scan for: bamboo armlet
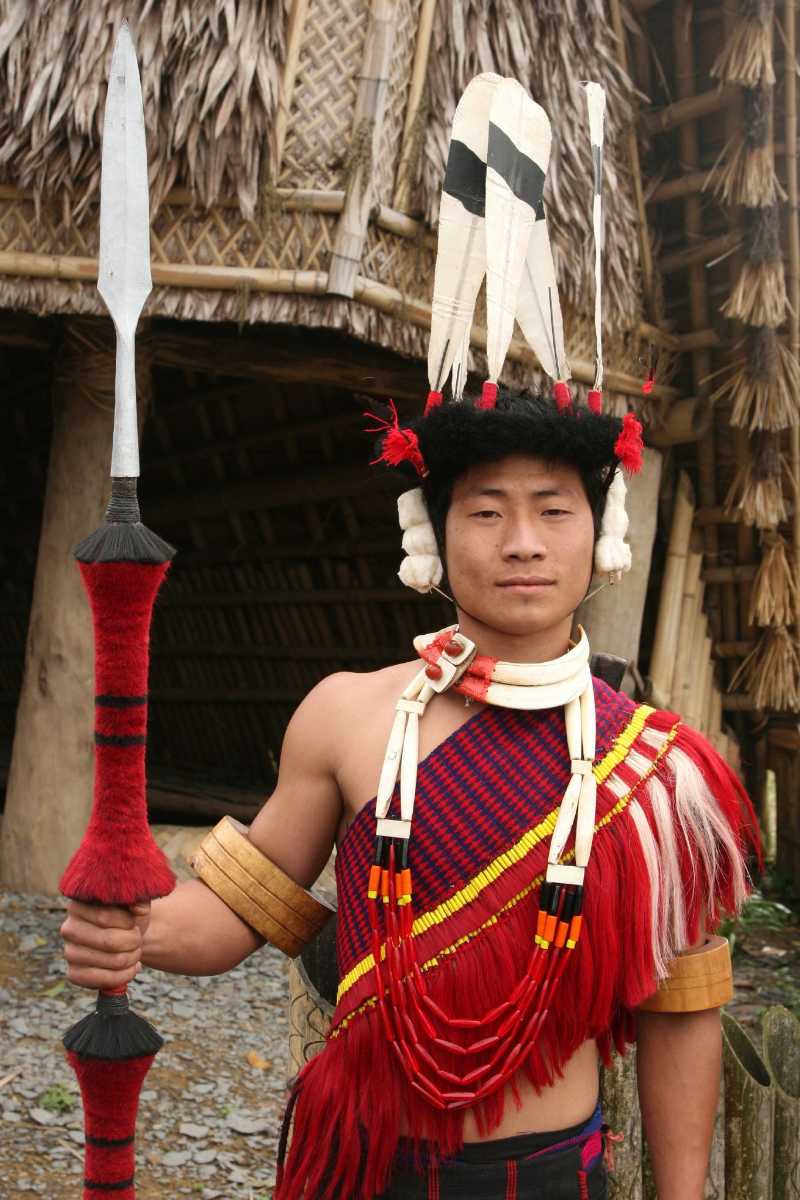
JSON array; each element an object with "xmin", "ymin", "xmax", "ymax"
[
  {"xmin": 191, "ymin": 816, "xmax": 336, "ymax": 959},
  {"xmin": 638, "ymin": 935, "xmax": 733, "ymax": 1013}
]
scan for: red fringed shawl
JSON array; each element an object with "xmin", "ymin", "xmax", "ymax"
[{"xmin": 275, "ymin": 681, "xmax": 759, "ymax": 1200}]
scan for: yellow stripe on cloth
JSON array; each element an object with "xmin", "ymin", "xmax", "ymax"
[{"xmin": 333, "ymin": 704, "xmax": 668, "ymax": 1015}]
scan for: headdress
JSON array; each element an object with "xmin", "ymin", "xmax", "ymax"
[{"xmin": 367, "ymin": 76, "xmax": 644, "ymax": 593}]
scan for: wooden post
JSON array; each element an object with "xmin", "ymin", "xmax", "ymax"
[
  {"xmin": 0, "ymin": 319, "xmax": 152, "ymax": 894},
  {"xmin": 601, "ymin": 1048, "xmax": 643, "ymax": 1199},
  {"xmin": 393, "ymin": 0, "xmax": 437, "ymax": 213},
  {"xmin": 763, "ymin": 1006, "xmax": 800, "ymax": 1200},
  {"xmin": 576, "ymin": 448, "xmax": 662, "ymax": 678},
  {"xmin": 786, "ymin": 0, "xmax": 800, "ymax": 604},
  {"xmin": 670, "ymin": 549, "xmax": 703, "ymax": 714},
  {"xmin": 326, "ymin": 0, "xmax": 395, "ymax": 297},
  {"xmin": 721, "ymin": 1012, "xmax": 774, "ymax": 1200},
  {"xmin": 649, "ymin": 472, "xmax": 695, "ymax": 702}
]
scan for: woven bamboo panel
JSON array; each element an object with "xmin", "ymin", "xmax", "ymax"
[
  {"xmin": 0, "ymin": 195, "xmax": 98, "ymax": 257},
  {"xmin": 373, "ymin": 0, "xmax": 420, "ymax": 205},
  {"xmin": 150, "ymin": 204, "xmax": 336, "ymax": 274},
  {"xmin": 278, "ymin": 0, "xmax": 369, "ymax": 192},
  {"xmin": 361, "ymin": 224, "xmax": 435, "ymax": 300}
]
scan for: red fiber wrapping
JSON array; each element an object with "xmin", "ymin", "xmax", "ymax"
[{"xmin": 67, "ymin": 1052, "xmax": 155, "ymax": 1200}]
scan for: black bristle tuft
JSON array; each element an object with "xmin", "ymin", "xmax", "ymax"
[
  {"xmin": 73, "ymin": 477, "xmax": 175, "ymax": 565},
  {"xmin": 63, "ymin": 992, "xmax": 164, "ymax": 1060}
]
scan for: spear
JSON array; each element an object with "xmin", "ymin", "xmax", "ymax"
[{"xmin": 59, "ymin": 20, "xmax": 177, "ymax": 1199}]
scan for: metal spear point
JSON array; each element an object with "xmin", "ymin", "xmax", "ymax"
[{"xmin": 98, "ymin": 18, "xmax": 152, "ymax": 480}]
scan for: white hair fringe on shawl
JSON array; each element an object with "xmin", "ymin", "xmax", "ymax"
[{"xmin": 396, "ymin": 477, "xmax": 633, "ymax": 593}]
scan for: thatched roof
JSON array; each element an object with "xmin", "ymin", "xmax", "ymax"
[
  {"xmin": 0, "ymin": 0, "xmax": 644, "ymax": 346},
  {"xmin": 0, "ymin": 0, "xmax": 289, "ymax": 220}
]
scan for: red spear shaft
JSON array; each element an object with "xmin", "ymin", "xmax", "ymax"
[{"xmin": 59, "ymin": 22, "xmax": 177, "ymax": 1199}]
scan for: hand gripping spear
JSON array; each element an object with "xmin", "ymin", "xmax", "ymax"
[{"xmin": 59, "ymin": 21, "xmax": 177, "ymax": 1199}]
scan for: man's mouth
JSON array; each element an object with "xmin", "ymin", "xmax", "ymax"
[{"xmin": 496, "ymin": 576, "xmax": 555, "ymax": 590}]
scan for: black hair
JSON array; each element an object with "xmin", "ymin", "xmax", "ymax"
[{"xmin": 416, "ymin": 387, "xmax": 617, "ymax": 554}]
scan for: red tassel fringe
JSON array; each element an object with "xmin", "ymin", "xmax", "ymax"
[
  {"xmin": 366, "ymin": 401, "xmax": 428, "ymax": 478},
  {"xmin": 275, "ymin": 716, "xmax": 759, "ymax": 1200},
  {"xmin": 614, "ymin": 412, "xmax": 644, "ymax": 474},
  {"xmin": 477, "ymin": 381, "xmax": 498, "ymax": 410},
  {"xmin": 587, "ymin": 389, "xmax": 603, "ymax": 413}
]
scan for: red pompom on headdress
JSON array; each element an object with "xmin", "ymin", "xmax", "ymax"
[
  {"xmin": 587, "ymin": 389, "xmax": 602, "ymax": 413},
  {"xmin": 424, "ymin": 389, "xmax": 444, "ymax": 416},
  {"xmin": 553, "ymin": 381, "xmax": 572, "ymax": 412},
  {"xmin": 366, "ymin": 401, "xmax": 428, "ymax": 478},
  {"xmin": 476, "ymin": 381, "xmax": 498, "ymax": 410},
  {"xmin": 614, "ymin": 412, "xmax": 644, "ymax": 473}
]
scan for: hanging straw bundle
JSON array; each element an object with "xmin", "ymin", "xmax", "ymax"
[
  {"xmin": 748, "ymin": 531, "xmax": 798, "ymax": 626},
  {"xmin": 711, "ymin": 0, "xmax": 776, "ymax": 88},
  {"xmin": 725, "ymin": 431, "xmax": 789, "ymax": 527},
  {"xmin": 722, "ymin": 205, "xmax": 788, "ymax": 327},
  {"xmin": 711, "ymin": 87, "xmax": 785, "ymax": 207},
  {"xmin": 729, "ymin": 625, "xmax": 800, "ymax": 709},
  {"xmin": 711, "ymin": 327, "xmax": 800, "ymax": 431}
]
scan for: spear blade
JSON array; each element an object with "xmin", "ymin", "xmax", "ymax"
[{"xmin": 98, "ymin": 19, "xmax": 151, "ymax": 479}]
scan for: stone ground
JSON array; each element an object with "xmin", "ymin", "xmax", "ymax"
[
  {"xmin": 0, "ymin": 889, "xmax": 798, "ymax": 1200},
  {"xmin": 0, "ymin": 891, "xmax": 290, "ymax": 1200}
]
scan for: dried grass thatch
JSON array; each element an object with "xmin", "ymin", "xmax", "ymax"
[
  {"xmin": 725, "ymin": 431, "xmax": 790, "ymax": 527},
  {"xmin": 749, "ymin": 532, "xmax": 798, "ymax": 627},
  {"xmin": 721, "ymin": 206, "xmax": 787, "ymax": 327},
  {"xmin": 710, "ymin": 0, "xmax": 776, "ymax": 88},
  {"xmin": 420, "ymin": 1, "xmax": 642, "ymax": 334},
  {"xmin": 729, "ymin": 626, "xmax": 800, "ymax": 710},
  {"xmin": 711, "ymin": 329, "xmax": 800, "ymax": 431},
  {"xmin": 0, "ymin": 0, "xmax": 289, "ymax": 222},
  {"xmin": 710, "ymin": 87, "xmax": 784, "ymax": 208}
]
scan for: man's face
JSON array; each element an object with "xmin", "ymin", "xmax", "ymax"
[{"xmin": 444, "ymin": 455, "xmax": 596, "ymax": 637}]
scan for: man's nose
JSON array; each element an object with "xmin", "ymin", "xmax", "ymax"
[{"xmin": 501, "ymin": 520, "xmax": 546, "ymax": 559}]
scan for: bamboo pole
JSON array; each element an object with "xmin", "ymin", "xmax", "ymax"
[
  {"xmin": 274, "ymin": 0, "xmax": 311, "ymax": 176},
  {"xmin": 393, "ymin": 0, "xmax": 437, "ymax": 212},
  {"xmin": 643, "ymin": 84, "xmax": 736, "ymax": 134},
  {"xmin": 648, "ymin": 169, "xmax": 714, "ymax": 203},
  {"xmin": 0, "ymin": 250, "xmax": 684, "ymax": 403},
  {"xmin": 684, "ymin": 613, "xmax": 709, "ymax": 728},
  {"xmin": 721, "ymin": 1012, "xmax": 774, "ymax": 1200},
  {"xmin": 763, "ymin": 1006, "xmax": 800, "ymax": 1200},
  {"xmin": 647, "ymin": 397, "xmax": 712, "ymax": 446},
  {"xmin": 660, "ymin": 232, "xmax": 739, "ymax": 275},
  {"xmin": 327, "ymin": 0, "xmax": 395, "ymax": 297},
  {"xmin": 649, "ymin": 472, "xmax": 695, "ymax": 700},
  {"xmin": 786, "ymin": 0, "xmax": 800, "ymax": 602},
  {"xmin": 670, "ymin": 550, "xmax": 704, "ymax": 713}
]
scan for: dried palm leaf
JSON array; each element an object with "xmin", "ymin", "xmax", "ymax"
[
  {"xmin": 749, "ymin": 531, "xmax": 798, "ymax": 627},
  {"xmin": 710, "ymin": 0, "xmax": 776, "ymax": 88},
  {"xmin": 722, "ymin": 261, "xmax": 788, "ymax": 327},
  {"xmin": 725, "ymin": 432, "xmax": 790, "ymax": 528},
  {"xmin": 710, "ymin": 87, "xmax": 783, "ymax": 207},
  {"xmin": 729, "ymin": 626, "xmax": 800, "ymax": 711},
  {"xmin": 711, "ymin": 329, "xmax": 800, "ymax": 431}
]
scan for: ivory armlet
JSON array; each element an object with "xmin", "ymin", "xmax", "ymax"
[
  {"xmin": 191, "ymin": 816, "xmax": 336, "ymax": 959},
  {"xmin": 638, "ymin": 935, "xmax": 733, "ymax": 1013}
]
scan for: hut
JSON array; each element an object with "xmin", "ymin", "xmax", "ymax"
[{"xmin": 0, "ymin": 0, "xmax": 796, "ymax": 894}]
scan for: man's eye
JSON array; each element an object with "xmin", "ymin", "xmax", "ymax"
[
  {"xmin": 542, "ymin": 508, "xmax": 571, "ymax": 517},
  {"xmin": 471, "ymin": 509, "xmax": 500, "ymax": 519}
]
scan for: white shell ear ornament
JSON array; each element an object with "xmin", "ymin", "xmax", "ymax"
[
  {"xmin": 397, "ymin": 488, "xmax": 444, "ymax": 594},
  {"xmin": 593, "ymin": 468, "xmax": 632, "ymax": 586}
]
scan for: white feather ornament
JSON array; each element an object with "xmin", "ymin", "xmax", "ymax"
[
  {"xmin": 594, "ymin": 469, "xmax": 632, "ymax": 577},
  {"xmin": 484, "ymin": 80, "xmax": 551, "ymax": 404},
  {"xmin": 428, "ymin": 73, "xmax": 502, "ymax": 403},
  {"xmin": 582, "ymin": 82, "xmax": 607, "ymax": 400},
  {"xmin": 515, "ymin": 207, "xmax": 570, "ymax": 384}
]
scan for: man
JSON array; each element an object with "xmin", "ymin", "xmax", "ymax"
[{"xmin": 60, "ymin": 79, "xmax": 758, "ymax": 1200}]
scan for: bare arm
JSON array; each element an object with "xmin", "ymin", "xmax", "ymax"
[
  {"xmin": 63, "ymin": 675, "xmax": 346, "ymax": 986},
  {"xmin": 636, "ymin": 927, "xmax": 721, "ymax": 1200}
]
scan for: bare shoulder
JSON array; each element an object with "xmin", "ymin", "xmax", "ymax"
[{"xmin": 296, "ymin": 661, "xmax": 421, "ymax": 725}]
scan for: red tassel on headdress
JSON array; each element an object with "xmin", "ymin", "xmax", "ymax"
[
  {"xmin": 424, "ymin": 389, "xmax": 444, "ymax": 416},
  {"xmin": 614, "ymin": 412, "xmax": 644, "ymax": 473},
  {"xmin": 477, "ymin": 381, "xmax": 498, "ymax": 410},
  {"xmin": 553, "ymin": 381, "xmax": 572, "ymax": 412},
  {"xmin": 366, "ymin": 401, "xmax": 428, "ymax": 477},
  {"xmin": 587, "ymin": 390, "xmax": 602, "ymax": 413}
]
